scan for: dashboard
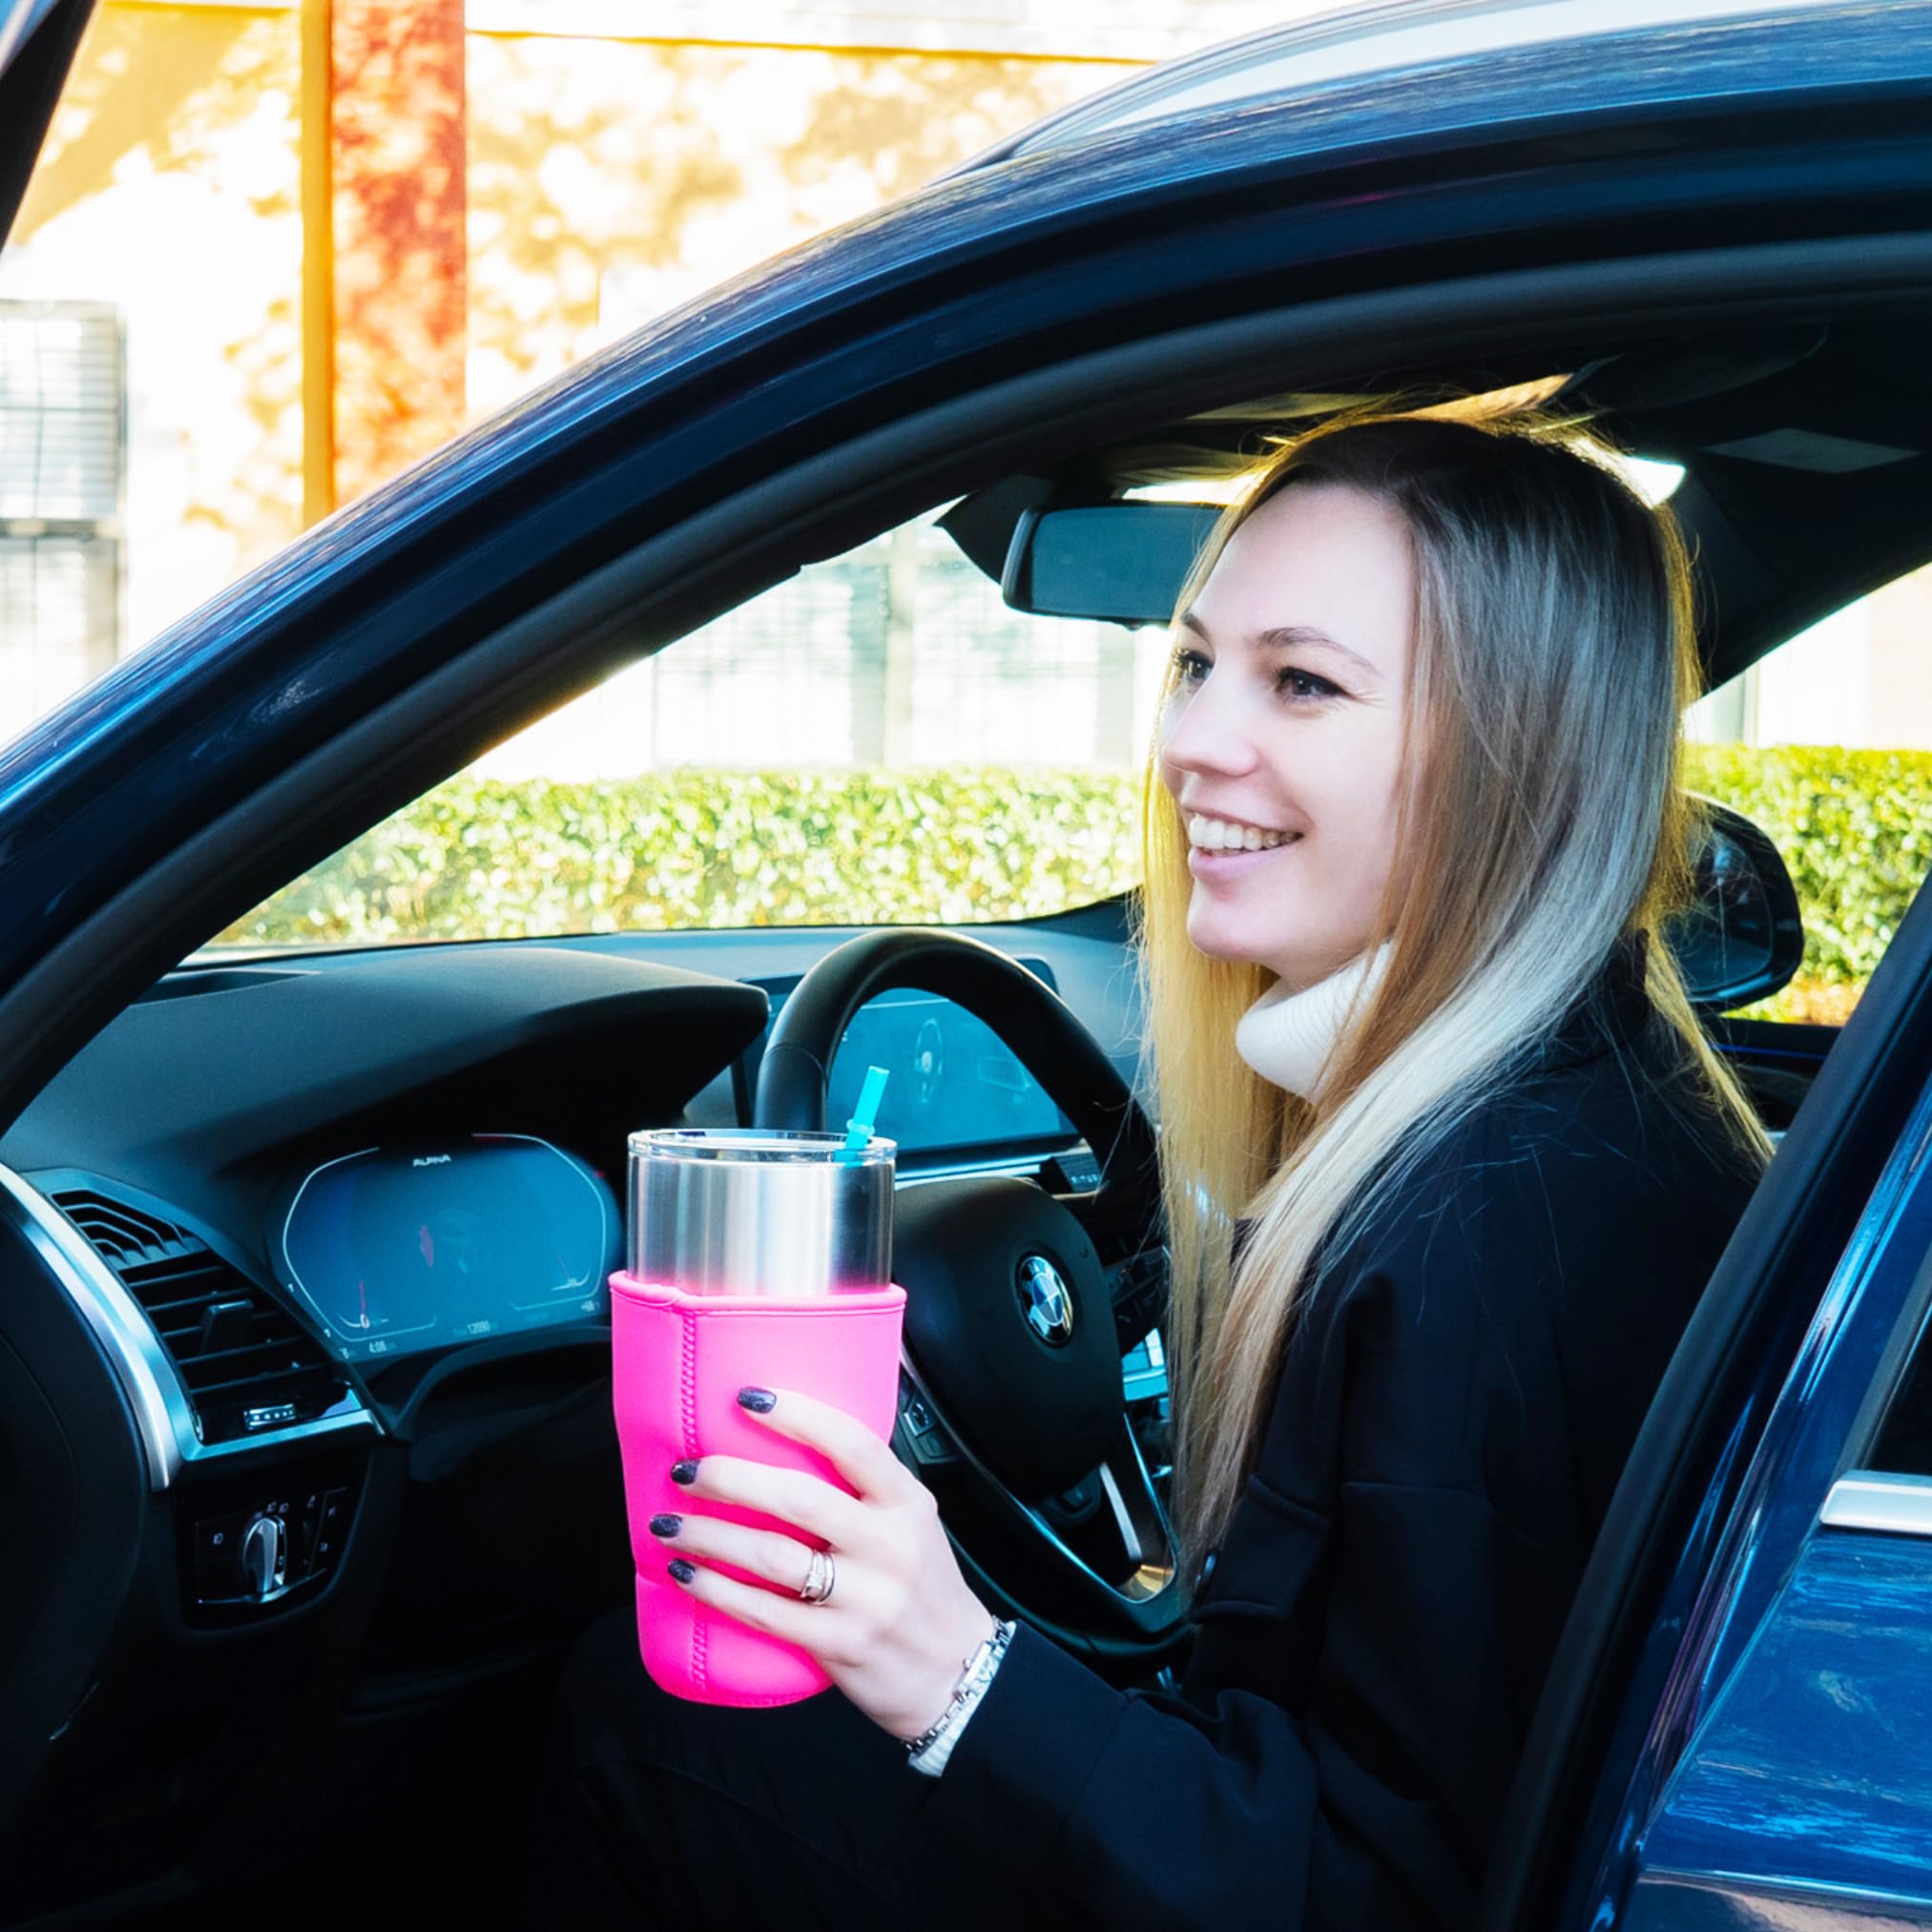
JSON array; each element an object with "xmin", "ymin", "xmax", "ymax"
[
  {"xmin": 13, "ymin": 950, "xmax": 1084, "ymax": 1418},
  {"xmin": 0, "ymin": 909, "xmax": 1140, "ymax": 1485}
]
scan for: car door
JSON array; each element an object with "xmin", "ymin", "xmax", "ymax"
[
  {"xmin": 1485, "ymin": 1005, "xmax": 1932, "ymax": 1932},
  {"xmin": 1610, "ymin": 1098, "xmax": 1932, "ymax": 1925},
  {"xmin": 1585, "ymin": 765, "xmax": 1932, "ymax": 1918}
]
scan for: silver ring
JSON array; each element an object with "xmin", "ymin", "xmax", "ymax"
[{"xmin": 798, "ymin": 1548, "xmax": 835, "ymax": 1605}]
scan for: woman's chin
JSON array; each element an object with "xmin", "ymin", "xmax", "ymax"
[{"xmin": 1184, "ymin": 919, "xmax": 1278, "ymax": 970}]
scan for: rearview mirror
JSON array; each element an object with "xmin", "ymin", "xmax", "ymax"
[{"xmin": 1001, "ymin": 502, "xmax": 1222, "ymax": 625}]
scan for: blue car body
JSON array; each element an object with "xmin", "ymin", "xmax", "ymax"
[{"xmin": 2, "ymin": 3, "xmax": 1931, "ymax": 1925}]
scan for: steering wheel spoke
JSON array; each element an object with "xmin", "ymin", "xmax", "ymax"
[
  {"xmin": 1027, "ymin": 1413, "xmax": 1177, "ymax": 1607},
  {"xmin": 896, "ymin": 1341, "xmax": 1179, "ymax": 1617}
]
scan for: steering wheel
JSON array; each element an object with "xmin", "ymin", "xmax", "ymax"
[{"xmin": 753, "ymin": 927, "xmax": 1191, "ymax": 1672}]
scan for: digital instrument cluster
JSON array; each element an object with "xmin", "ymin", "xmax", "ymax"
[
  {"xmin": 272, "ymin": 1133, "xmax": 618, "ymax": 1363},
  {"xmin": 752, "ymin": 974, "xmax": 1076, "ymax": 1156}
]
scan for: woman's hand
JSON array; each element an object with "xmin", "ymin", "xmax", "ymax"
[{"xmin": 652, "ymin": 1384, "xmax": 1000, "ymax": 1744}]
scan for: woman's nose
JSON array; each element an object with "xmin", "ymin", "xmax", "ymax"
[{"xmin": 1160, "ymin": 675, "xmax": 1258, "ymax": 779}]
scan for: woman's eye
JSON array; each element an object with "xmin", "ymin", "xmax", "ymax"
[
  {"xmin": 1278, "ymin": 667, "xmax": 1340, "ymax": 702},
  {"xmin": 1168, "ymin": 649, "xmax": 1337, "ymax": 702}
]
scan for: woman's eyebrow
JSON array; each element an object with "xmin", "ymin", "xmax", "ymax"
[{"xmin": 1178, "ymin": 610, "xmax": 1379, "ymax": 681}]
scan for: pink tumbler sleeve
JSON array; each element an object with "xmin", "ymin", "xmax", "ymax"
[{"xmin": 609, "ymin": 1272, "xmax": 907, "ymax": 1708}]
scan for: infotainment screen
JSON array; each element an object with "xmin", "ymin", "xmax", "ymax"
[
  {"xmin": 274, "ymin": 1133, "xmax": 618, "ymax": 1361},
  {"xmin": 749, "ymin": 967, "xmax": 1075, "ymax": 1158}
]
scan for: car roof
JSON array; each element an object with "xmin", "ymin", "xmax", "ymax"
[{"xmin": 957, "ymin": 0, "xmax": 1854, "ymax": 169}]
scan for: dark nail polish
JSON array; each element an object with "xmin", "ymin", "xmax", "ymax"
[
  {"xmin": 737, "ymin": 1386, "xmax": 777, "ymax": 1413},
  {"xmin": 667, "ymin": 1558, "xmax": 696, "ymax": 1584},
  {"xmin": 670, "ymin": 1459, "xmax": 698, "ymax": 1485},
  {"xmin": 649, "ymin": 1513, "xmax": 682, "ymax": 1537}
]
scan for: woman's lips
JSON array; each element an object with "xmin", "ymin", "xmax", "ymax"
[{"xmin": 1187, "ymin": 834, "xmax": 1302, "ymax": 878}]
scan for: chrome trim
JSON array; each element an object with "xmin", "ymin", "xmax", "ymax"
[
  {"xmin": 0, "ymin": 1162, "xmax": 181, "ymax": 1489},
  {"xmin": 186, "ymin": 1397, "xmax": 375, "ymax": 1468},
  {"xmin": 1819, "ymin": 1468, "xmax": 1932, "ymax": 1537},
  {"xmin": 2, "ymin": 1165, "xmax": 379, "ymax": 1489},
  {"xmin": 1095, "ymin": 1458, "xmax": 1145, "ymax": 1566},
  {"xmin": 895, "ymin": 1153, "xmax": 1046, "ymax": 1189}
]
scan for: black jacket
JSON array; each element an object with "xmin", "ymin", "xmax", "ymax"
[{"xmin": 917, "ymin": 931, "xmax": 1764, "ymax": 1928}]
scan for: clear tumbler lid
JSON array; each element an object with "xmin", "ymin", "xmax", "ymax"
[{"xmin": 628, "ymin": 1129, "xmax": 894, "ymax": 1167}]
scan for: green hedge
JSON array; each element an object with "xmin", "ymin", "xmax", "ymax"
[
  {"xmin": 212, "ymin": 769, "xmax": 1149, "ymax": 945},
  {"xmin": 212, "ymin": 749, "xmax": 1932, "ymax": 1018}
]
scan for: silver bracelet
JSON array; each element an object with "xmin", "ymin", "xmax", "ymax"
[
  {"xmin": 905, "ymin": 1660, "xmax": 1000, "ymax": 1777},
  {"xmin": 904, "ymin": 1617, "xmax": 1014, "ymax": 1757},
  {"xmin": 905, "ymin": 1620, "xmax": 1012, "ymax": 1772}
]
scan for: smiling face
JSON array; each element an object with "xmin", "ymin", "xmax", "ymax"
[{"xmin": 1157, "ymin": 482, "xmax": 1417, "ymax": 992}]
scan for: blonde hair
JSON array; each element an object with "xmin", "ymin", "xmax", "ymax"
[{"xmin": 1132, "ymin": 406, "xmax": 1775, "ymax": 1581}]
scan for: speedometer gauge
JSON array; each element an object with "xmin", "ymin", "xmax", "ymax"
[{"xmin": 275, "ymin": 1134, "xmax": 617, "ymax": 1361}]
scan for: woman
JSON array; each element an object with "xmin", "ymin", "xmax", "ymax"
[{"xmin": 519, "ymin": 409, "xmax": 1773, "ymax": 1930}]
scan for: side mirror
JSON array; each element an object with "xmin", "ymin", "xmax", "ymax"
[
  {"xmin": 1001, "ymin": 502, "xmax": 1221, "ymax": 625},
  {"xmin": 1669, "ymin": 799, "xmax": 1806, "ymax": 1012}
]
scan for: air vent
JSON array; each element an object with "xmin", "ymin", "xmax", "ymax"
[{"xmin": 53, "ymin": 1190, "xmax": 349, "ymax": 1445}]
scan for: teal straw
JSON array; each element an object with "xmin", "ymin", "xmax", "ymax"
[{"xmin": 841, "ymin": 1065, "xmax": 891, "ymax": 1158}]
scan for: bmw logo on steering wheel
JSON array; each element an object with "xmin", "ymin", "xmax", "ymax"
[{"xmin": 1015, "ymin": 1254, "xmax": 1075, "ymax": 1347}]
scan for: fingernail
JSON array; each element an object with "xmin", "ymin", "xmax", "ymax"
[
  {"xmin": 649, "ymin": 1513, "xmax": 682, "ymax": 1537},
  {"xmin": 667, "ymin": 1559, "xmax": 696, "ymax": 1584},
  {"xmin": 670, "ymin": 1459, "xmax": 698, "ymax": 1485},
  {"xmin": 737, "ymin": 1386, "xmax": 777, "ymax": 1413}
]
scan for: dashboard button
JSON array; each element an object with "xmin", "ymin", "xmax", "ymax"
[
  {"xmin": 292, "ymin": 1504, "xmax": 322, "ymax": 1577},
  {"xmin": 309, "ymin": 1487, "xmax": 350, "ymax": 1575},
  {"xmin": 194, "ymin": 1512, "xmax": 244, "ymax": 1596}
]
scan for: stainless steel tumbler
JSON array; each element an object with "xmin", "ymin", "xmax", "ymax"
[
  {"xmin": 613, "ymin": 1126, "xmax": 904, "ymax": 1704},
  {"xmin": 626, "ymin": 1128, "xmax": 894, "ymax": 1297}
]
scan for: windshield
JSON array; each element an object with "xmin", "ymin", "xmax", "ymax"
[{"xmin": 204, "ymin": 507, "xmax": 1169, "ymax": 948}]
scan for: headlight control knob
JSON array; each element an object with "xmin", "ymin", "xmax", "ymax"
[{"xmin": 240, "ymin": 1512, "xmax": 286, "ymax": 1598}]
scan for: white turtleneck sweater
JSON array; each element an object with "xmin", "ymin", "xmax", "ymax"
[{"xmin": 1234, "ymin": 941, "xmax": 1395, "ymax": 1101}]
